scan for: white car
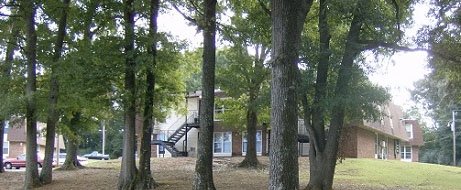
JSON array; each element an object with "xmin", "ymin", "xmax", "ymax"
[{"xmin": 54, "ymin": 153, "xmax": 88, "ymax": 165}]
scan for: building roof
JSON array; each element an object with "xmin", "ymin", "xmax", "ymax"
[
  {"xmin": 362, "ymin": 102, "xmax": 411, "ymax": 142},
  {"xmin": 6, "ymin": 119, "xmax": 65, "ymax": 148},
  {"xmin": 186, "ymin": 89, "xmax": 227, "ymax": 98}
]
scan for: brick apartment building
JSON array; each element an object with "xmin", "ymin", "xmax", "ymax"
[
  {"xmin": 341, "ymin": 102, "xmax": 424, "ymax": 162},
  {"xmin": 3, "ymin": 120, "xmax": 65, "ymax": 159}
]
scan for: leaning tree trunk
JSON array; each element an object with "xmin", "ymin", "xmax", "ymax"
[
  {"xmin": 269, "ymin": 0, "xmax": 310, "ymax": 189},
  {"xmin": 40, "ymin": 0, "xmax": 70, "ymax": 184},
  {"xmin": 134, "ymin": 0, "xmax": 159, "ymax": 189},
  {"xmin": 306, "ymin": 1, "xmax": 363, "ymax": 189},
  {"xmin": 192, "ymin": 0, "xmax": 217, "ymax": 189},
  {"xmin": 239, "ymin": 94, "xmax": 259, "ymax": 168},
  {"xmin": 22, "ymin": 0, "xmax": 41, "ymax": 188},
  {"xmin": 118, "ymin": 0, "xmax": 137, "ymax": 189}
]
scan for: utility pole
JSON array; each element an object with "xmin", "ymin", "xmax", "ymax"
[
  {"xmin": 452, "ymin": 110, "xmax": 458, "ymax": 166},
  {"xmin": 102, "ymin": 120, "xmax": 106, "ymax": 155}
]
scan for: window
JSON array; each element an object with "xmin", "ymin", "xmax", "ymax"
[
  {"xmin": 3, "ymin": 142, "xmax": 8, "ymax": 156},
  {"xmin": 405, "ymin": 124, "xmax": 413, "ymax": 139},
  {"xmin": 375, "ymin": 134, "xmax": 388, "ymax": 159},
  {"xmin": 4, "ymin": 121, "xmax": 9, "ymax": 134},
  {"xmin": 401, "ymin": 145, "xmax": 412, "ymax": 161},
  {"xmin": 214, "ymin": 103, "xmax": 225, "ymax": 121},
  {"xmin": 242, "ymin": 130, "xmax": 262, "ymax": 155},
  {"xmin": 157, "ymin": 132, "xmax": 167, "ymax": 155},
  {"xmin": 213, "ymin": 132, "xmax": 232, "ymax": 156}
]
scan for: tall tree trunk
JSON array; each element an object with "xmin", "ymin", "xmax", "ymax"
[
  {"xmin": 192, "ymin": 0, "xmax": 217, "ymax": 189},
  {"xmin": 0, "ymin": 17, "xmax": 20, "ymax": 174},
  {"xmin": 40, "ymin": 0, "xmax": 70, "ymax": 184},
  {"xmin": 308, "ymin": 0, "xmax": 331, "ymax": 158},
  {"xmin": 306, "ymin": 1, "xmax": 364, "ymax": 189},
  {"xmin": 239, "ymin": 94, "xmax": 259, "ymax": 168},
  {"xmin": 118, "ymin": 0, "xmax": 137, "ymax": 189},
  {"xmin": 269, "ymin": 0, "xmax": 310, "ymax": 189},
  {"xmin": 21, "ymin": 0, "xmax": 41, "ymax": 188},
  {"xmin": 61, "ymin": 113, "xmax": 84, "ymax": 170},
  {"xmin": 61, "ymin": 136, "xmax": 82, "ymax": 169},
  {"xmin": 134, "ymin": 0, "xmax": 159, "ymax": 189}
]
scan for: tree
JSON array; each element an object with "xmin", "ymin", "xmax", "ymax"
[
  {"xmin": 40, "ymin": 0, "xmax": 70, "ymax": 183},
  {"xmin": 21, "ymin": 0, "xmax": 41, "ymax": 188},
  {"xmin": 118, "ymin": 0, "xmax": 138, "ymax": 189},
  {"xmin": 216, "ymin": 46, "xmax": 270, "ymax": 168},
  {"xmin": 0, "ymin": 9, "xmax": 20, "ymax": 173},
  {"xmin": 192, "ymin": 0, "xmax": 217, "ymax": 189},
  {"xmin": 299, "ymin": 0, "xmax": 409, "ymax": 189},
  {"xmin": 134, "ymin": 0, "xmax": 159, "ymax": 189},
  {"xmin": 216, "ymin": 0, "xmax": 271, "ymax": 168},
  {"xmin": 412, "ymin": 0, "xmax": 461, "ymax": 166},
  {"xmin": 268, "ymin": 0, "xmax": 312, "ymax": 189}
]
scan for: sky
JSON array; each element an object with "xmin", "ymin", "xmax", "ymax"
[
  {"xmin": 368, "ymin": 4, "xmax": 432, "ymax": 111},
  {"xmin": 158, "ymin": 2, "xmax": 433, "ymax": 113}
]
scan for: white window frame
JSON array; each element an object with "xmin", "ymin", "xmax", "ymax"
[
  {"xmin": 213, "ymin": 132, "xmax": 232, "ymax": 157},
  {"xmin": 3, "ymin": 122, "xmax": 8, "ymax": 158},
  {"xmin": 157, "ymin": 132, "xmax": 168, "ymax": 157},
  {"xmin": 3, "ymin": 141, "xmax": 9, "ymax": 158},
  {"xmin": 405, "ymin": 124, "xmax": 413, "ymax": 139},
  {"xmin": 400, "ymin": 144, "xmax": 412, "ymax": 162},
  {"xmin": 242, "ymin": 130, "xmax": 262, "ymax": 156}
]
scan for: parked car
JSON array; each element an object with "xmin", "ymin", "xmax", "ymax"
[
  {"xmin": 83, "ymin": 151, "xmax": 109, "ymax": 160},
  {"xmin": 3, "ymin": 154, "xmax": 45, "ymax": 169},
  {"xmin": 54, "ymin": 153, "xmax": 88, "ymax": 165}
]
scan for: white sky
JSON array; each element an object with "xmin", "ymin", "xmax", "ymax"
[
  {"xmin": 368, "ymin": 3, "xmax": 432, "ymax": 111},
  {"xmin": 158, "ymin": 3, "xmax": 433, "ymax": 113}
]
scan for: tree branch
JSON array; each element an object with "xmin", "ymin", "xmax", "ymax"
[
  {"xmin": 358, "ymin": 40, "xmax": 461, "ymax": 63},
  {"xmin": 188, "ymin": 0, "xmax": 204, "ymax": 18},
  {"xmin": 170, "ymin": 2, "xmax": 199, "ymax": 28},
  {"xmin": 257, "ymin": 0, "xmax": 271, "ymax": 17}
]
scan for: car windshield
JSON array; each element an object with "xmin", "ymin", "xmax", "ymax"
[{"xmin": 17, "ymin": 154, "xmax": 26, "ymax": 160}]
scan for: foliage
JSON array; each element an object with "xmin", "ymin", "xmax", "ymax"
[{"xmin": 412, "ymin": 0, "xmax": 461, "ymax": 166}]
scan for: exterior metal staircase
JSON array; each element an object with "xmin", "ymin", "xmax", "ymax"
[{"xmin": 152, "ymin": 112, "xmax": 199, "ymax": 157}]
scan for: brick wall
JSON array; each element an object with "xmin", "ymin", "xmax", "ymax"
[
  {"xmin": 8, "ymin": 142, "xmax": 25, "ymax": 158},
  {"xmin": 151, "ymin": 134, "xmax": 158, "ymax": 157},
  {"xmin": 341, "ymin": 126, "xmax": 358, "ymax": 158},
  {"xmin": 412, "ymin": 146, "xmax": 419, "ymax": 162},
  {"xmin": 232, "ymin": 132, "xmax": 243, "ymax": 156},
  {"xmin": 356, "ymin": 127, "xmax": 376, "ymax": 158}
]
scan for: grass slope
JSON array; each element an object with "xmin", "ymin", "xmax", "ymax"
[{"xmin": 334, "ymin": 159, "xmax": 461, "ymax": 190}]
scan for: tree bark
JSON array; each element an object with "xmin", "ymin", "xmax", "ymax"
[
  {"xmin": 40, "ymin": 0, "xmax": 70, "ymax": 184},
  {"xmin": 118, "ymin": 0, "xmax": 137, "ymax": 189},
  {"xmin": 239, "ymin": 94, "xmax": 259, "ymax": 168},
  {"xmin": 21, "ymin": 0, "xmax": 41, "ymax": 188},
  {"xmin": 61, "ymin": 113, "xmax": 84, "ymax": 170},
  {"xmin": 269, "ymin": 0, "xmax": 310, "ymax": 189},
  {"xmin": 305, "ymin": 1, "xmax": 364, "ymax": 189},
  {"xmin": 192, "ymin": 0, "xmax": 217, "ymax": 189},
  {"xmin": 61, "ymin": 136, "xmax": 83, "ymax": 169},
  {"xmin": 134, "ymin": 0, "xmax": 159, "ymax": 189}
]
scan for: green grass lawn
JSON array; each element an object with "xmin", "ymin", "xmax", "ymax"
[{"xmin": 334, "ymin": 159, "xmax": 461, "ymax": 190}]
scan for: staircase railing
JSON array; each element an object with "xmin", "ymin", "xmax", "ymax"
[{"xmin": 152, "ymin": 111, "xmax": 200, "ymax": 157}]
